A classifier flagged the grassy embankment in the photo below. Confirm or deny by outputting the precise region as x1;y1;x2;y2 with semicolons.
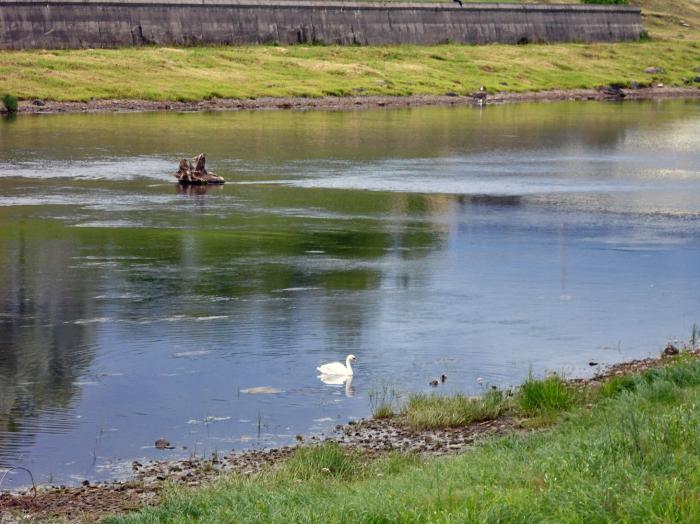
105;346;700;523
0;0;699;103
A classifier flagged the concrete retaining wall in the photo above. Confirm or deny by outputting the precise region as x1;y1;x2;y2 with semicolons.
0;0;644;49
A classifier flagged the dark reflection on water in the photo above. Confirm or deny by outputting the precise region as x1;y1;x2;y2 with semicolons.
0;100;699;488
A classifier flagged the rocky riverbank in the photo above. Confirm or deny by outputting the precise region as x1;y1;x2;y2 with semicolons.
2;347;697;523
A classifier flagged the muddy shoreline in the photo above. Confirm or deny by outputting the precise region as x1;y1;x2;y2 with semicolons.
10;87;700;115
2;348;698;523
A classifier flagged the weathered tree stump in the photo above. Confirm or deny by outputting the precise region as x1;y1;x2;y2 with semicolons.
175;153;225;185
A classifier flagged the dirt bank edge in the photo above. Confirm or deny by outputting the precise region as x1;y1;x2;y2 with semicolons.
8;87;700;116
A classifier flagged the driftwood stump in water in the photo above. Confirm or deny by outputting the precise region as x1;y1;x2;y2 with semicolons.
175;153;225;185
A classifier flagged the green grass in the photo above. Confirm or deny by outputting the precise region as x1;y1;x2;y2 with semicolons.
107;357;700;523
369;382;400;419
279;442;363;481
518;373;574;414
0;0;698;103
1;41;698;103
1;93;17;112
403;389;508;429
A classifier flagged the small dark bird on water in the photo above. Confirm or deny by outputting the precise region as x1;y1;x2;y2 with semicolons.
429;379;439;387
440;374;447;383
453;0;463;6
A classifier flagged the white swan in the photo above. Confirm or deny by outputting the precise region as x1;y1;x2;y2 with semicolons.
317;354;356;376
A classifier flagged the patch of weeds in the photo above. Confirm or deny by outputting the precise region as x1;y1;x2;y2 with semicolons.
372;404;394;419
279;442;361;481
599;374;638;398
369;382;400;420
649;360;700;388
2;94;18;113
517;410;561;429
639;379;682;404
517;374;573;415
376;452;421;476
403;389;507;430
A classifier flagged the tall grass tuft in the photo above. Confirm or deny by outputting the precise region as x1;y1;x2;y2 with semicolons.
369;382;400;420
518;374;572;415
599;374;638;398
403;389;506;430
279;442;361;481
2;94;18;113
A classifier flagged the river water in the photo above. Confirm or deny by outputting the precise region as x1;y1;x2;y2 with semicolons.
0;100;699;488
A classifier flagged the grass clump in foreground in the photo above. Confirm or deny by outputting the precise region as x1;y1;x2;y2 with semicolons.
108;357;700;523
518;373;573;414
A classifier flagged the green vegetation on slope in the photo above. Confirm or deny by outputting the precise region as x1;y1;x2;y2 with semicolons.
108;355;700;523
1;41;698;103
0;0;698;103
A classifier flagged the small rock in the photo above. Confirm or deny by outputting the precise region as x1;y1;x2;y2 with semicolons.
81;480;90;487
31;99;46;106
589;361;599;366
155;438;172;449
663;343;680;357
644;67;665;74
694;76;700;83
601;85;626;100
445;91;458;97
295;434;304;442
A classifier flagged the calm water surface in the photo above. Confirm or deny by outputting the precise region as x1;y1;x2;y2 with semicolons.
1;100;699;488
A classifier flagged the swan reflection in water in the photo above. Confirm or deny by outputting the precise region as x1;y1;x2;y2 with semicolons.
318;374;354;397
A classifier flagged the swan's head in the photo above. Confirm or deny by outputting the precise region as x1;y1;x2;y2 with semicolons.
346;354;357;363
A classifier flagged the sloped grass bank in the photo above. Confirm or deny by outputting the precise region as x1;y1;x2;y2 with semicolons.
2;0;698;106
109;356;700;523
1;40;699;104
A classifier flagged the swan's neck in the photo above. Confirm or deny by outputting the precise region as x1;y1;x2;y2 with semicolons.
345;357;354;375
